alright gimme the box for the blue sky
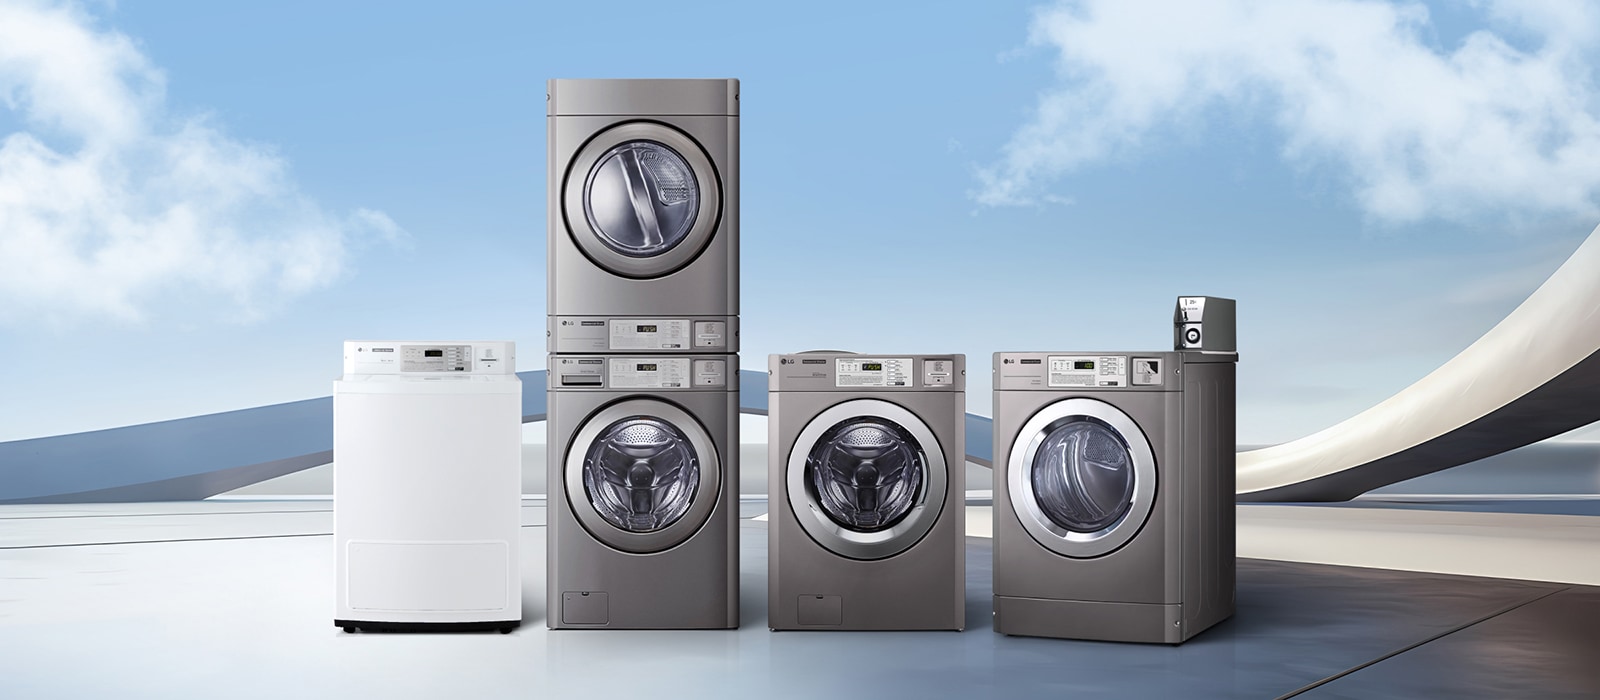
[1,0,1598,444]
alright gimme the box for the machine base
[335,619,520,634]
[994,595,1227,644]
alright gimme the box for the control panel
[549,316,736,353]
[610,320,690,351]
[552,355,733,389]
[344,341,514,376]
[769,354,965,391]
[836,357,912,388]
[995,351,1198,390]
[1048,355,1127,388]
[403,344,470,373]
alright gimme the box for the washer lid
[563,122,721,279]
[1008,398,1157,559]
[566,398,721,554]
[787,399,947,561]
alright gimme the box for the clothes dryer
[992,351,1236,643]
[548,78,738,354]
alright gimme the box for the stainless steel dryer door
[786,399,948,561]
[566,398,721,554]
[1007,397,1157,558]
[562,121,722,279]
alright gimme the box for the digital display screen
[861,362,883,371]
[424,350,443,358]
[637,325,658,333]
[636,363,658,372]
[1074,361,1095,370]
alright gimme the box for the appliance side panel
[725,388,741,626]
[1181,360,1237,636]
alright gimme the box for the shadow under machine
[333,341,522,634]
[768,353,966,631]
[991,297,1238,644]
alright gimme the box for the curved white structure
[1238,224,1600,501]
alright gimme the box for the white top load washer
[334,340,522,633]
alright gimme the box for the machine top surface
[548,78,739,117]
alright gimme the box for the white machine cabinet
[334,340,522,633]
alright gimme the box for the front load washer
[992,351,1237,644]
[334,340,521,633]
[548,78,738,354]
[768,353,965,631]
[546,354,738,629]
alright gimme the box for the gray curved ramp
[1238,224,1600,501]
[0,370,996,504]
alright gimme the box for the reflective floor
[0,501,1595,699]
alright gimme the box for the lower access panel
[995,596,1185,644]
[561,592,610,625]
[796,595,843,626]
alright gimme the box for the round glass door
[806,419,924,531]
[566,399,720,553]
[1031,418,1134,532]
[563,122,721,279]
[584,142,700,258]
[583,417,699,532]
[1008,398,1157,558]
[786,399,947,561]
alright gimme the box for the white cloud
[0,0,401,325]
[977,0,1600,225]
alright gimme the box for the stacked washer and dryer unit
[992,296,1237,644]
[546,79,740,630]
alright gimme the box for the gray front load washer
[547,354,738,629]
[547,78,739,354]
[992,351,1237,644]
[768,353,965,631]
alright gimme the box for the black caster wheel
[342,626,356,634]
[499,627,513,635]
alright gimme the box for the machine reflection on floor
[0,501,1595,699]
